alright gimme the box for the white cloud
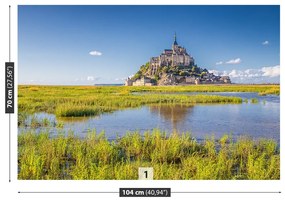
[87,76,95,81]
[216,58,241,65]
[261,65,280,77]
[87,76,101,81]
[210,65,280,83]
[244,69,260,78]
[208,70,219,75]
[228,69,240,78]
[115,78,126,81]
[226,69,260,78]
[226,58,241,64]
[208,69,227,76]
[208,70,228,76]
[262,40,269,45]
[89,50,102,56]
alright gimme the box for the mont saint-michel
[125,34,231,86]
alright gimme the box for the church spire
[173,32,178,45]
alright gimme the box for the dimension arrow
[171,191,281,194]
[18,191,281,194]
[7,5,12,183]
[18,191,119,194]
[9,5,11,62]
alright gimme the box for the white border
[0,0,283,201]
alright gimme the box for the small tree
[191,66,197,73]
[154,74,160,81]
[203,68,209,73]
[162,66,169,73]
[132,71,142,80]
[179,71,186,76]
[201,71,207,77]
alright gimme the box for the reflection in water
[149,105,193,133]
[58,116,99,123]
[18,93,280,142]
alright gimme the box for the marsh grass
[18,85,279,117]
[18,114,64,128]
[258,88,280,96]
[251,98,258,103]
[55,104,102,117]
[18,129,280,180]
[17,85,280,180]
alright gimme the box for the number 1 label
[138,167,153,180]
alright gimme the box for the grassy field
[18,129,280,180]
[128,84,280,95]
[18,84,279,117]
[18,84,280,180]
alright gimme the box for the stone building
[185,76,196,84]
[132,76,153,86]
[149,33,194,75]
[220,76,231,83]
[125,77,134,86]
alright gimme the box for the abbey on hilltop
[149,33,194,74]
[125,34,231,86]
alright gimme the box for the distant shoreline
[94,83,124,86]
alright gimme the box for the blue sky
[18,5,280,84]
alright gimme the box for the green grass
[251,98,259,103]
[17,85,280,180]
[128,84,280,95]
[18,129,280,180]
[18,85,279,117]
[55,104,102,117]
[18,113,64,128]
